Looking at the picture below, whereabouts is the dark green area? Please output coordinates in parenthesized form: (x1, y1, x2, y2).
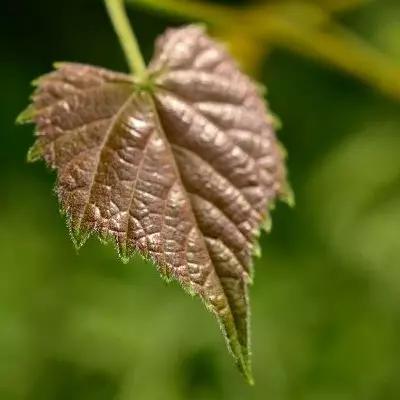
(1, 0, 400, 399)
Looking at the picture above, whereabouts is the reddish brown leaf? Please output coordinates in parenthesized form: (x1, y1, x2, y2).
(18, 25, 291, 383)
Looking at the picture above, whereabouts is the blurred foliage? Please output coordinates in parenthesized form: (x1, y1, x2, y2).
(1, 0, 400, 399)
(132, 0, 400, 98)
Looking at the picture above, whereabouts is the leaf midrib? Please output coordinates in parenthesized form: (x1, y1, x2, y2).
(146, 88, 250, 374)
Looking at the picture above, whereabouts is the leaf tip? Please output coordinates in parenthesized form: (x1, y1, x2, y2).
(277, 141, 288, 160)
(31, 77, 44, 87)
(185, 283, 197, 298)
(160, 274, 173, 285)
(16, 106, 35, 125)
(271, 112, 283, 131)
(256, 82, 267, 96)
(27, 142, 44, 163)
(191, 22, 208, 33)
(53, 61, 68, 70)
(281, 184, 295, 208)
(238, 359, 254, 386)
(157, 264, 175, 284)
(120, 255, 130, 265)
(253, 241, 262, 258)
(69, 226, 90, 251)
(262, 215, 272, 233)
(117, 243, 131, 264)
(246, 271, 254, 286)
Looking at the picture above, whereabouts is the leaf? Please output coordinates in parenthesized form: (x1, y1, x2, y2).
(17, 25, 289, 383)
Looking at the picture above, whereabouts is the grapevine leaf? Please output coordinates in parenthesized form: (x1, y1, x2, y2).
(17, 25, 290, 383)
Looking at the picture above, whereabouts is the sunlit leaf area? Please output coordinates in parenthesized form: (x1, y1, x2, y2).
(2, 0, 400, 399)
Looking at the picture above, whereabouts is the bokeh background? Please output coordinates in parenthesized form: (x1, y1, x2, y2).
(1, 0, 400, 399)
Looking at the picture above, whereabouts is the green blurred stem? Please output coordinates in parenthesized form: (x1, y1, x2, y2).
(130, 0, 235, 25)
(253, 16, 400, 98)
(128, 0, 400, 99)
(104, 0, 147, 77)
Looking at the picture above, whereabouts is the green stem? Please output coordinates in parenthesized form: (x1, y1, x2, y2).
(130, 0, 235, 26)
(104, 0, 147, 77)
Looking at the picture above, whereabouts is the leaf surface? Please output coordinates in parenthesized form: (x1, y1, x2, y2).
(18, 25, 289, 382)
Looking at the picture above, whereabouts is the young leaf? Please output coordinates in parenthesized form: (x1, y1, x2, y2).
(18, 25, 290, 383)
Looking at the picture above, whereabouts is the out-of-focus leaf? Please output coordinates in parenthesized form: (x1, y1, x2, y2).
(247, 9, 400, 98)
(17, 25, 290, 382)
(130, 0, 400, 99)
(250, 0, 372, 28)
(258, 0, 372, 13)
(367, 3, 400, 62)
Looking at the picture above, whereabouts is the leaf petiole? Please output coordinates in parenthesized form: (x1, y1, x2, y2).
(104, 0, 147, 78)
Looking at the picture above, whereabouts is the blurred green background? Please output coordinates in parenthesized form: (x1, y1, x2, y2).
(1, 0, 400, 399)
